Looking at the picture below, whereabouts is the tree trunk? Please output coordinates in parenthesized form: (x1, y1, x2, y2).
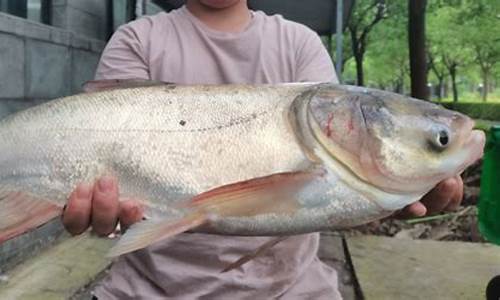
(450, 66, 458, 102)
(355, 53, 364, 86)
(350, 30, 365, 86)
(444, 80, 448, 98)
(482, 69, 489, 102)
(437, 76, 444, 100)
(408, 0, 428, 100)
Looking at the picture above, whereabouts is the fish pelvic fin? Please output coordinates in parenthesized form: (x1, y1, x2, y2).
(221, 236, 290, 273)
(0, 190, 63, 243)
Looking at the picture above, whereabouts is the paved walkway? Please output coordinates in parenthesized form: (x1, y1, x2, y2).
(347, 235, 500, 299)
(2, 230, 499, 299)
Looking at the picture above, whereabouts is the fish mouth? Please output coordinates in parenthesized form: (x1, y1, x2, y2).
(462, 129, 485, 167)
(453, 116, 485, 173)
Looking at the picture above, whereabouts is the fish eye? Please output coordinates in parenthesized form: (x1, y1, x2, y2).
(437, 130, 449, 147)
(431, 129, 450, 150)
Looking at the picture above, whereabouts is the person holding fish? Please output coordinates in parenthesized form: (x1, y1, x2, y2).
(59, 0, 467, 299)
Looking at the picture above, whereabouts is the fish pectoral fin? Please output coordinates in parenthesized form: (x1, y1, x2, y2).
(0, 190, 63, 244)
(221, 236, 290, 273)
(180, 167, 326, 218)
(108, 167, 325, 257)
(82, 79, 174, 93)
(107, 212, 207, 257)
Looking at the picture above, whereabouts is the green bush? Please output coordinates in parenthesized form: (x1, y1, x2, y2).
(474, 120, 492, 135)
(437, 102, 500, 121)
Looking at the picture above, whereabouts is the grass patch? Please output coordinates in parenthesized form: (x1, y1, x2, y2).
(437, 91, 500, 103)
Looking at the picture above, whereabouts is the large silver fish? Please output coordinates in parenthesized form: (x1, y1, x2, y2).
(0, 81, 485, 257)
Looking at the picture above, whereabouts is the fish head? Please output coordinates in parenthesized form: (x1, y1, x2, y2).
(307, 84, 485, 194)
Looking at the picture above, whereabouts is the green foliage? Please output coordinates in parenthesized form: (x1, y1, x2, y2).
(461, 1, 500, 101)
(441, 90, 500, 103)
(474, 119, 495, 135)
(342, 0, 408, 89)
(427, 6, 469, 68)
(364, 1, 408, 90)
(438, 102, 500, 121)
(346, 0, 388, 86)
(340, 0, 500, 100)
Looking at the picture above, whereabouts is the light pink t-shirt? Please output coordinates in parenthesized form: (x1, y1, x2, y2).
(93, 6, 341, 300)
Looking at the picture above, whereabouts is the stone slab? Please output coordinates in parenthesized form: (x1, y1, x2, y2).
(0, 12, 51, 41)
(0, 234, 114, 300)
(1, 11, 105, 50)
(71, 49, 99, 93)
(51, 4, 69, 31)
(65, 6, 106, 40)
(0, 34, 24, 98)
(319, 233, 357, 300)
(25, 40, 71, 99)
(52, 0, 68, 5)
(49, 28, 72, 46)
(67, 0, 108, 18)
(347, 235, 500, 300)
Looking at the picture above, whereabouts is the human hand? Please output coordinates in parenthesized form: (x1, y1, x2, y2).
(62, 176, 144, 236)
(396, 175, 464, 219)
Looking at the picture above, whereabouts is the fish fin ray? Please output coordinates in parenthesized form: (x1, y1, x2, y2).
(82, 79, 173, 93)
(181, 168, 325, 217)
(108, 167, 324, 257)
(108, 212, 207, 257)
(0, 190, 63, 243)
(221, 236, 290, 273)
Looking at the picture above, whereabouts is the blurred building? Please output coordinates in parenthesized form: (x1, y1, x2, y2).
(0, 0, 161, 118)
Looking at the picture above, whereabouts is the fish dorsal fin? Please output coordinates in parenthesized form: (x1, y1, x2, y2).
(82, 79, 173, 93)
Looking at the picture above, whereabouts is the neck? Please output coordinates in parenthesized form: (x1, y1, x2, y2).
(186, 1, 251, 33)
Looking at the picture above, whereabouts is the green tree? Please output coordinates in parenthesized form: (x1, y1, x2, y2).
(427, 5, 471, 102)
(347, 0, 388, 86)
(428, 52, 448, 100)
(364, 1, 409, 92)
(463, 1, 500, 101)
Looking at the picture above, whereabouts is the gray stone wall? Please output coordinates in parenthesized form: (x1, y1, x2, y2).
(52, 0, 110, 40)
(0, 12, 105, 119)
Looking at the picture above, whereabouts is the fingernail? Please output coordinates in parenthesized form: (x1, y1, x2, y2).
(98, 176, 115, 192)
(77, 183, 92, 198)
(415, 207, 427, 217)
(412, 203, 427, 217)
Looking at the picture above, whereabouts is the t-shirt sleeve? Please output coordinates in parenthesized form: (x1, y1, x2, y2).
(95, 19, 152, 80)
(294, 26, 338, 84)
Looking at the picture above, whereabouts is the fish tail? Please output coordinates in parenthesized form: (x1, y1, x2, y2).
(0, 188, 63, 244)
